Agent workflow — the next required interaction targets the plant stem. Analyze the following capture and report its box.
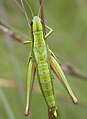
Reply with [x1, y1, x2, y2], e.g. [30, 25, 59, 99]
[39, 0, 46, 33]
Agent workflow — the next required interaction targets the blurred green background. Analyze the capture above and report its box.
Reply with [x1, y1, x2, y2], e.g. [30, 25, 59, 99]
[0, 0, 87, 119]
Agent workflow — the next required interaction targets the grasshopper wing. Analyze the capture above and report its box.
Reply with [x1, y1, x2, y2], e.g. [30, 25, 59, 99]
[24, 58, 36, 116]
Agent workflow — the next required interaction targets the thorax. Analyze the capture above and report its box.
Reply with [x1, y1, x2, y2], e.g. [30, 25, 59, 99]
[33, 31, 45, 47]
[33, 31, 48, 63]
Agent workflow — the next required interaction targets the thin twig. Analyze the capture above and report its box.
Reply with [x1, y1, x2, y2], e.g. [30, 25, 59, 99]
[0, 78, 17, 88]
[60, 64, 87, 80]
[0, 20, 25, 43]
[0, 78, 87, 109]
[48, 108, 51, 119]
[39, 0, 46, 33]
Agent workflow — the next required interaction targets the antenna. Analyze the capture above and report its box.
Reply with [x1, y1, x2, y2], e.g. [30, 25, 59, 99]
[20, 0, 31, 28]
[24, 0, 34, 18]
[38, 0, 43, 17]
[14, 0, 24, 14]
[14, 0, 31, 27]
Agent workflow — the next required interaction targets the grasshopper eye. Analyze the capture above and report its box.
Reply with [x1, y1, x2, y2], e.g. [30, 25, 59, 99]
[40, 19, 43, 24]
[30, 20, 33, 26]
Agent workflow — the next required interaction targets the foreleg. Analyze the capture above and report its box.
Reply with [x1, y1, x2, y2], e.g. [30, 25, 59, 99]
[45, 25, 53, 39]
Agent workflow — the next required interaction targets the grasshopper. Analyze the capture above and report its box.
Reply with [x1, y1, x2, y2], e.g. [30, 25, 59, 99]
[1, 0, 78, 118]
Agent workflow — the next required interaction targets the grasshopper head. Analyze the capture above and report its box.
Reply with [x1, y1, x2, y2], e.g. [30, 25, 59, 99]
[31, 16, 43, 32]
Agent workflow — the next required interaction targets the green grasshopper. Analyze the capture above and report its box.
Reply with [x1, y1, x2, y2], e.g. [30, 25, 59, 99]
[3, 0, 78, 119]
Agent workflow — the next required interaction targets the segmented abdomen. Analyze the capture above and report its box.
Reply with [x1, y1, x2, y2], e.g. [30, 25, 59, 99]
[37, 62, 56, 108]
